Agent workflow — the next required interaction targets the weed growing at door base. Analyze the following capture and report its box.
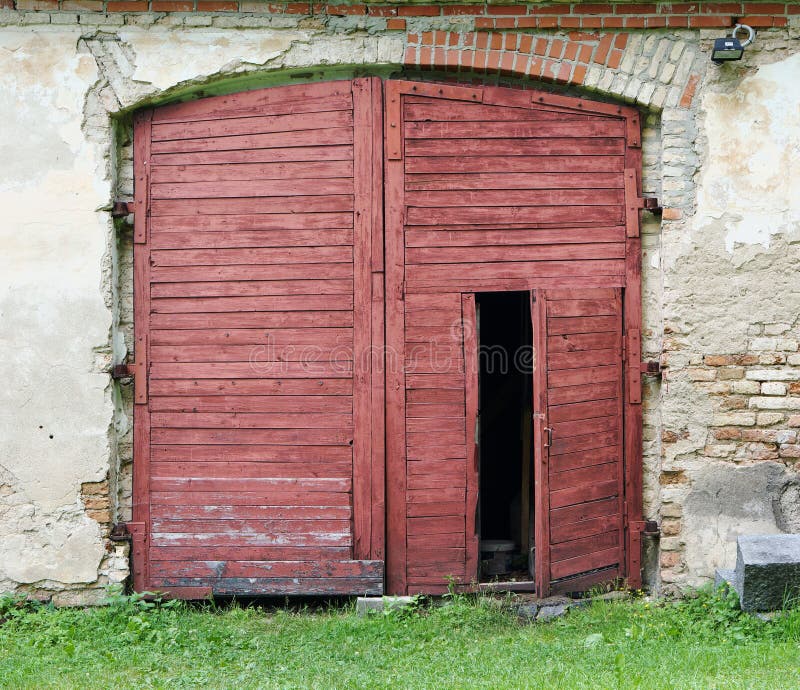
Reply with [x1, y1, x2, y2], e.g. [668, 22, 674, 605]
[1, 587, 799, 689]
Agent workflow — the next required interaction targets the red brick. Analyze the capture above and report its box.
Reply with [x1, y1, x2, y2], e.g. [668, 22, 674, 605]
[486, 49, 502, 72]
[61, 0, 103, 9]
[325, 3, 365, 15]
[0, 0, 13, 7]
[420, 31, 433, 46]
[662, 208, 683, 221]
[196, 0, 237, 9]
[398, 5, 439, 16]
[463, 32, 475, 47]
[563, 42, 579, 61]
[519, 34, 533, 53]
[284, 2, 311, 11]
[689, 14, 733, 26]
[593, 33, 613, 63]
[790, 3, 800, 13]
[493, 17, 515, 28]
[568, 30, 600, 41]
[702, 2, 743, 12]
[572, 63, 588, 84]
[646, 15, 668, 27]
[151, 0, 194, 9]
[386, 17, 405, 29]
[534, 37, 548, 55]
[528, 56, 543, 77]
[602, 16, 624, 27]
[486, 4, 525, 15]
[774, 16, 788, 26]
[549, 38, 565, 58]
[614, 33, 628, 48]
[106, 0, 147, 9]
[433, 30, 447, 45]
[516, 16, 538, 28]
[560, 16, 582, 28]
[500, 51, 516, 75]
[577, 3, 613, 13]
[475, 32, 489, 50]
[366, 5, 395, 16]
[624, 16, 646, 27]
[663, 2, 701, 12]
[555, 61, 572, 83]
[680, 73, 700, 109]
[459, 49, 474, 70]
[490, 33, 503, 50]
[403, 46, 417, 65]
[443, 4, 483, 15]
[614, 2, 657, 12]
[580, 16, 603, 27]
[536, 16, 558, 28]
[503, 33, 518, 50]
[666, 15, 690, 26]
[737, 14, 779, 26]
[607, 48, 623, 68]
[475, 17, 494, 28]
[743, 2, 784, 12]
[418, 46, 432, 68]
[577, 44, 594, 62]
[528, 4, 564, 14]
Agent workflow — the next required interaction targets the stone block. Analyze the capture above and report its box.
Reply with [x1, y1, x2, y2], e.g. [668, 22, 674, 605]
[356, 596, 416, 616]
[746, 370, 800, 381]
[733, 535, 800, 612]
[714, 568, 735, 589]
[762, 382, 788, 396]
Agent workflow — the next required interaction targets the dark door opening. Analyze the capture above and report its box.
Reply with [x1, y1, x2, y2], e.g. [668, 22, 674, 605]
[475, 292, 534, 582]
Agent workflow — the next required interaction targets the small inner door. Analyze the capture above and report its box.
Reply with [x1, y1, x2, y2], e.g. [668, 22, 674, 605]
[475, 292, 534, 583]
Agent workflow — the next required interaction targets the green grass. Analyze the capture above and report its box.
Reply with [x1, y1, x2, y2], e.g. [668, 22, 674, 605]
[1, 587, 800, 689]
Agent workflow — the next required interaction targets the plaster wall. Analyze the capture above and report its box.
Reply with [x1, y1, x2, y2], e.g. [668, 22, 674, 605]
[0, 13, 798, 600]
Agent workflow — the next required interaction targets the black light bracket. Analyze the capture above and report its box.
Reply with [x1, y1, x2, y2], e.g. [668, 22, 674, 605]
[711, 23, 755, 64]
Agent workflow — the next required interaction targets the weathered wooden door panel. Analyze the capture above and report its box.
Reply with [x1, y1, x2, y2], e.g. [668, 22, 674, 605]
[532, 288, 626, 596]
[384, 80, 643, 595]
[133, 78, 385, 597]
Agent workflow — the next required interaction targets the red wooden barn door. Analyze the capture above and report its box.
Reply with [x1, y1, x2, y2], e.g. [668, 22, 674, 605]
[131, 78, 385, 596]
[384, 79, 643, 595]
[532, 288, 628, 596]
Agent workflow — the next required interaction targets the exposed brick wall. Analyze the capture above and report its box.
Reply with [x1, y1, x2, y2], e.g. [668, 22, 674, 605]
[7, 0, 795, 29]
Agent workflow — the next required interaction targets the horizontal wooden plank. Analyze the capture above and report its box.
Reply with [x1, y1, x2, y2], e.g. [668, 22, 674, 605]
[547, 331, 621, 353]
[407, 430, 465, 448]
[151, 412, 352, 429]
[549, 429, 620, 456]
[151, 145, 354, 166]
[151, 461, 352, 479]
[548, 348, 619, 370]
[151, 127, 354, 155]
[550, 514, 621, 545]
[406, 445, 467, 462]
[549, 479, 618, 510]
[151, 327, 353, 346]
[149, 362, 352, 380]
[406, 417, 465, 434]
[150, 395, 352, 414]
[405, 138, 625, 157]
[549, 462, 619, 491]
[408, 502, 465, 518]
[406, 205, 622, 227]
[404, 548, 465, 566]
[150, 505, 352, 520]
[151, 295, 353, 315]
[407, 276, 625, 293]
[406, 243, 625, 265]
[152, 82, 352, 123]
[149, 378, 352, 396]
[404, 102, 586, 122]
[550, 531, 620, 564]
[151, 476, 350, 492]
[407, 474, 466, 490]
[407, 532, 465, 549]
[150, 196, 353, 217]
[407, 260, 625, 283]
[546, 378, 618, 406]
[149, 559, 381, 580]
[149, 545, 352, 561]
[151, 444, 351, 462]
[150, 533, 352, 547]
[550, 566, 620, 595]
[152, 518, 351, 534]
[405, 227, 625, 248]
[550, 546, 619, 580]
[407, 487, 466, 503]
[548, 445, 621, 474]
[150, 577, 381, 596]
[151, 178, 353, 201]
[150, 230, 354, 250]
[152, 110, 353, 143]
[406, 388, 463, 404]
[405, 189, 623, 209]
[151, 491, 351, 507]
[555, 415, 620, 440]
[550, 497, 619, 527]
[406, 402, 464, 418]
[549, 398, 620, 423]
[405, 373, 465, 389]
[151, 428, 353, 445]
[150, 213, 353, 233]
[405, 172, 623, 192]
[547, 299, 620, 317]
[405, 120, 625, 140]
[547, 365, 620, 388]
[408, 516, 464, 536]
[151, 246, 352, 267]
[150, 311, 353, 331]
[405, 155, 625, 174]
[151, 160, 353, 184]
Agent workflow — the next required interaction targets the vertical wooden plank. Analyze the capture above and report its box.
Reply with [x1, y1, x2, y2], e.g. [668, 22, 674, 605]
[351, 79, 373, 560]
[462, 293, 479, 585]
[369, 76, 386, 562]
[131, 108, 153, 592]
[624, 134, 645, 589]
[531, 290, 550, 597]
[384, 84, 408, 594]
[385, 80, 403, 160]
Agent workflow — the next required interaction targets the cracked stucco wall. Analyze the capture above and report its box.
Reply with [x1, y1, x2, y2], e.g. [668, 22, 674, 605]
[0, 13, 797, 601]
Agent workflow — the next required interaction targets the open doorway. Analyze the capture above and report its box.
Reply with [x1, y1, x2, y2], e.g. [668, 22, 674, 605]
[475, 292, 534, 583]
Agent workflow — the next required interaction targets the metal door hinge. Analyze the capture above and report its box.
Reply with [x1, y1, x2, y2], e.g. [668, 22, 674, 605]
[643, 198, 662, 214]
[109, 523, 132, 542]
[111, 200, 134, 218]
[111, 364, 133, 380]
[640, 361, 663, 376]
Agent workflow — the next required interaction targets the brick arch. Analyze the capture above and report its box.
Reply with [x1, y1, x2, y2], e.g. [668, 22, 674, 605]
[404, 30, 702, 110]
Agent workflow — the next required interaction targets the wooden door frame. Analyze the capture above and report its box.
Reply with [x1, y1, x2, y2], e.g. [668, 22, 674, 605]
[383, 78, 644, 595]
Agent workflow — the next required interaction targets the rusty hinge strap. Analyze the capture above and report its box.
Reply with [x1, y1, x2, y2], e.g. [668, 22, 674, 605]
[643, 197, 662, 213]
[109, 523, 132, 542]
[111, 201, 134, 218]
[111, 364, 132, 380]
[627, 328, 642, 404]
[624, 169, 642, 238]
[640, 360, 662, 376]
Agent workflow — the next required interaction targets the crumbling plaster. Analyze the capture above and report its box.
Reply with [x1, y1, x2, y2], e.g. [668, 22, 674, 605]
[0, 14, 797, 600]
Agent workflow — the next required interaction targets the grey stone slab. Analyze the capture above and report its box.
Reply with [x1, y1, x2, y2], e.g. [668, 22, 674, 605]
[734, 534, 800, 611]
[536, 603, 569, 621]
[714, 568, 735, 590]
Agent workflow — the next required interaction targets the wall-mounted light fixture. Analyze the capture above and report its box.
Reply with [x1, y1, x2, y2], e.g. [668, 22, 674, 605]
[711, 24, 755, 64]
